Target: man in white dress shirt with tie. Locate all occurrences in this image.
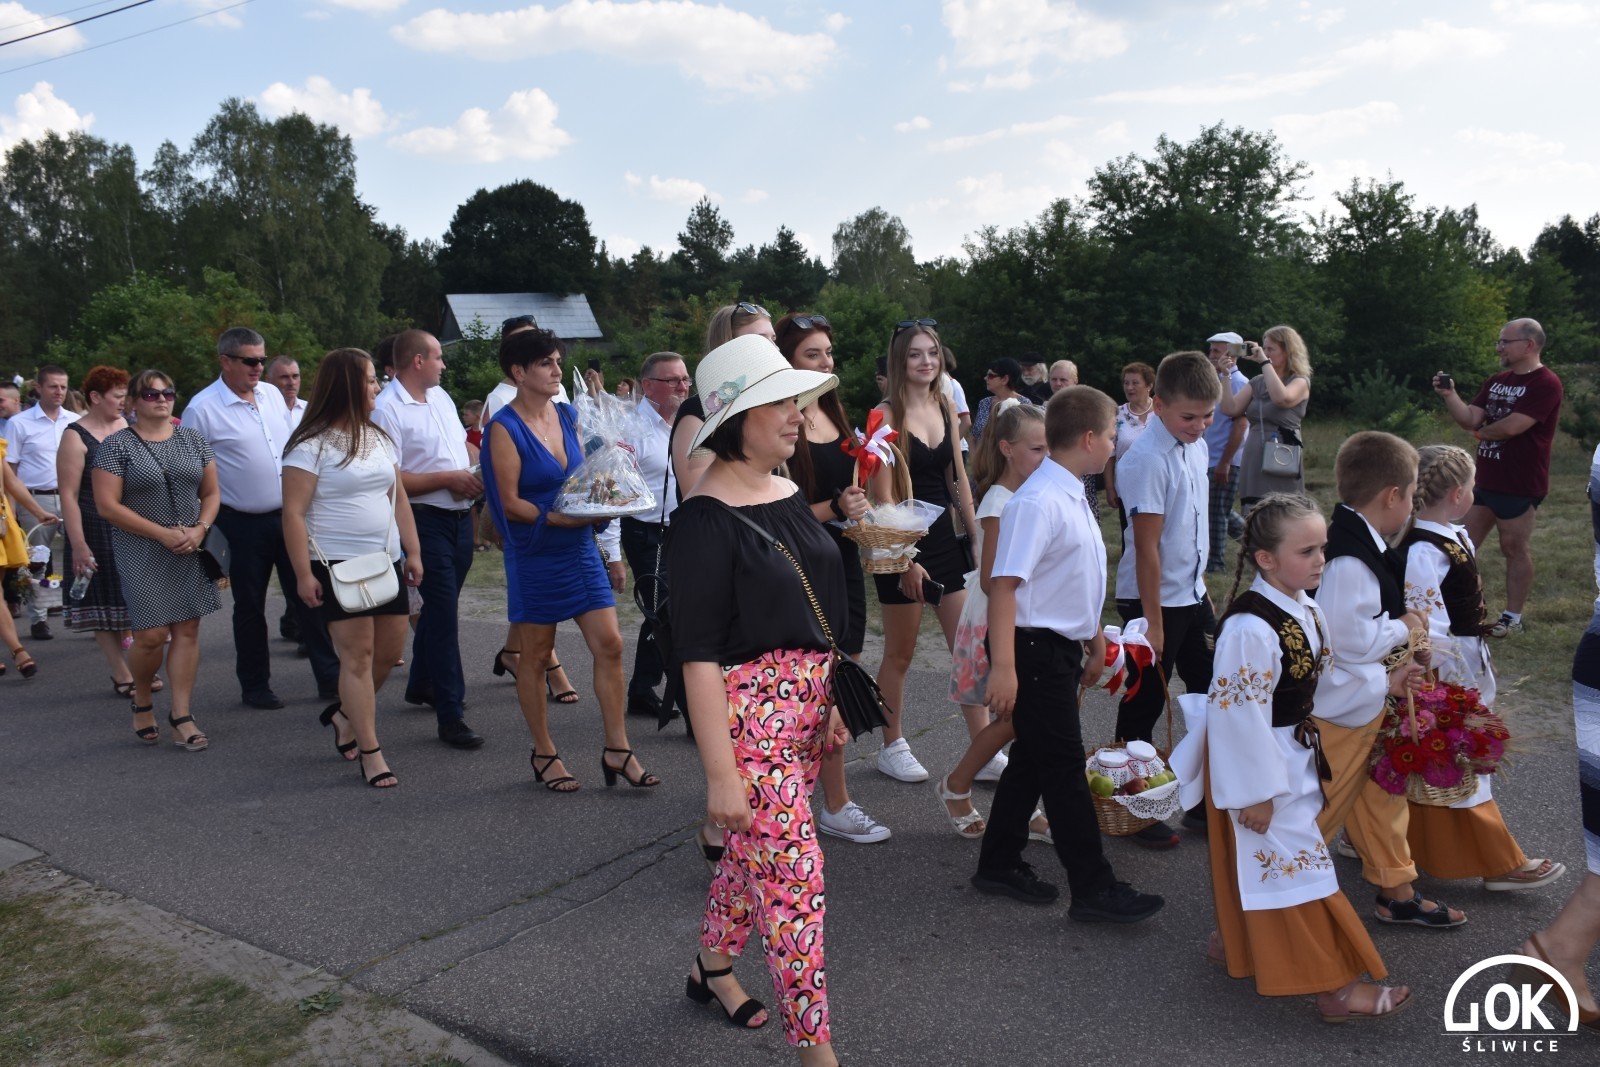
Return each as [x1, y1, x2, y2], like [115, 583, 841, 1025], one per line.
[373, 329, 486, 748]
[182, 328, 338, 709]
[5, 364, 78, 639]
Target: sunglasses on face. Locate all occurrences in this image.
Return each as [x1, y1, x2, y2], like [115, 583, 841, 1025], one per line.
[894, 318, 938, 336]
[141, 388, 177, 402]
[225, 353, 267, 369]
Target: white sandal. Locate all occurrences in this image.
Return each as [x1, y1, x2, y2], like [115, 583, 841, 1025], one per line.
[1027, 808, 1052, 845]
[934, 774, 986, 839]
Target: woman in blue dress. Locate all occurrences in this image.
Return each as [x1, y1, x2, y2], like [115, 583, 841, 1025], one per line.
[482, 329, 660, 794]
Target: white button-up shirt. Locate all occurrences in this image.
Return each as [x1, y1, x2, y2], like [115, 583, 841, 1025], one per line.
[627, 400, 677, 525]
[4, 404, 79, 489]
[181, 378, 290, 513]
[1115, 414, 1209, 606]
[283, 397, 306, 435]
[991, 458, 1106, 641]
[372, 378, 472, 510]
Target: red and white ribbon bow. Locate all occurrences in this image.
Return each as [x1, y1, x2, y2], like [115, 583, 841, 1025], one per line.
[842, 409, 899, 488]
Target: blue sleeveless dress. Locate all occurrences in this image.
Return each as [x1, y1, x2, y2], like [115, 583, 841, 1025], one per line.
[483, 402, 614, 624]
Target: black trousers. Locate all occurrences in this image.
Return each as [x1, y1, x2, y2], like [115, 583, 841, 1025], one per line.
[978, 628, 1115, 899]
[1114, 598, 1215, 744]
[213, 506, 338, 697]
[619, 517, 685, 708]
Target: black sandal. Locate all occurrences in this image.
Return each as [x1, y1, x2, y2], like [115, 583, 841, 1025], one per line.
[491, 648, 518, 680]
[1374, 891, 1466, 928]
[601, 746, 660, 788]
[319, 701, 358, 761]
[132, 701, 158, 745]
[168, 713, 208, 752]
[10, 645, 36, 679]
[357, 746, 397, 788]
[532, 750, 579, 792]
[112, 677, 135, 698]
[546, 663, 579, 704]
[685, 953, 766, 1029]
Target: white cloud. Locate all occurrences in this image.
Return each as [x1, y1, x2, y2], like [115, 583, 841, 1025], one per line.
[0, 81, 93, 154]
[257, 77, 393, 139]
[1273, 101, 1401, 145]
[0, 2, 87, 55]
[895, 115, 932, 132]
[625, 172, 715, 204]
[1456, 127, 1568, 157]
[1333, 20, 1503, 69]
[941, 0, 1127, 89]
[604, 234, 642, 258]
[324, 0, 407, 10]
[1299, 6, 1346, 31]
[929, 113, 1079, 152]
[392, 1, 837, 94]
[1451, 128, 1598, 190]
[823, 12, 850, 32]
[740, 189, 768, 204]
[1098, 67, 1340, 105]
[388, 88, 572, 162]
[953, 171, 1058, 220]
[304, 9, 332, 19]
[1490, 0, 1598, 27]
[1094, 120, 1129, 144]
[1211, 0, 1269, 16]
[187, 0, 247, 29]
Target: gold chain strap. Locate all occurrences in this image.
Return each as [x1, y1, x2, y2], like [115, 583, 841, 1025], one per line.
[769, 538, 838, 649]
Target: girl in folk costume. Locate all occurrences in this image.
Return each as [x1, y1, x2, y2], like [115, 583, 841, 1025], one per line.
[1400, 445, 1566, 891]
[1201, 494, 1413, 1022]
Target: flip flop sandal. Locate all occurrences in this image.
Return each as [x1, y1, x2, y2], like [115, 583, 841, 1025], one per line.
[1318, 982, 1413, 1023]
[1374, 891, 1466, 928]
[1483, 859, 1567, 892]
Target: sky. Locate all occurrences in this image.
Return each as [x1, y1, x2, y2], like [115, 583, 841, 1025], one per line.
[1, 0, 1596, 267]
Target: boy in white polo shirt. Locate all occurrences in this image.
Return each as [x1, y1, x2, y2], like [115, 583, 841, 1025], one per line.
[973, 386, 1164, 924]
[1114, 350, 1222, 847]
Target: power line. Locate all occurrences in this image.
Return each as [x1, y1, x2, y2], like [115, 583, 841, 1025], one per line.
[0, 1, 128, 36]
[0, 0, 157, 49]
[0, 0, 255, 76]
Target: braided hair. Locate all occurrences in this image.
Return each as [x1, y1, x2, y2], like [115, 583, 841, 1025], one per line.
[1400, 444, 1476, 542]
[1227, 492, 1325, 607]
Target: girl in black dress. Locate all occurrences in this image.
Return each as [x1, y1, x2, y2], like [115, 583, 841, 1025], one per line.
[775, 312, 892, 845]
[870, 322, 981, 784]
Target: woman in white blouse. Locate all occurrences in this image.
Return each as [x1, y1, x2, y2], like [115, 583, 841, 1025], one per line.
[1102, 360, 1156, 546]
[283, 349, 423, 788]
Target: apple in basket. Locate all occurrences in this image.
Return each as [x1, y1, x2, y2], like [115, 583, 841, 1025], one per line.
[1123, 777, 1149, 795]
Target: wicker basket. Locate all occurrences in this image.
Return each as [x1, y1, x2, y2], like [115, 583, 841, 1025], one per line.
[1404, 760, 1478, 807]
[841, 521, 923, 575]
[1087, 670, 1176, 836]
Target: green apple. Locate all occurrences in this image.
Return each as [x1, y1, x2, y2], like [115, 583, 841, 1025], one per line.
[1089, 774, 1115, 798]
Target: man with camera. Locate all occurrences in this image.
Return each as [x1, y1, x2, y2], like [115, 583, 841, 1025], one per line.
[1204, 332, 1251, 571]
[1434, 318, 1564, 638]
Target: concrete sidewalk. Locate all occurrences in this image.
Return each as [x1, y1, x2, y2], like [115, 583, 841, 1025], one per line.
[1, 602, 1591, 1065]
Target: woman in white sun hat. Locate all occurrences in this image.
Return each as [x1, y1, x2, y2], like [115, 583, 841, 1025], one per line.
[669, 333, 851, 1066]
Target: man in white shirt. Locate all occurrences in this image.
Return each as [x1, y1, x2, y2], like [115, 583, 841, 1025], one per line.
[184, 328, 339, 708]
[373, 329, 486, 749]
[5, 364, 78, 639]
[266, 356, 306, 435]
[1204, 332, 1250, 572]
[620, 352, 685, 718]
[0, 380, 20, 438]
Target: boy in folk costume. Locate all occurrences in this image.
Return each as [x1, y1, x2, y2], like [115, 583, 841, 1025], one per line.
[1400, 445, 1566, 891]
[1310, 432, 1465, 928]
[1198, 494, 1412, 1021]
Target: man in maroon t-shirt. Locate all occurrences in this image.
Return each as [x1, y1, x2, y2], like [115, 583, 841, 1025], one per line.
[1433, 317, 1564, 637]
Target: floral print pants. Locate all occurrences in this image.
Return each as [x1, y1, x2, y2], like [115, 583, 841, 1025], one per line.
[701, 648, 832, 1048]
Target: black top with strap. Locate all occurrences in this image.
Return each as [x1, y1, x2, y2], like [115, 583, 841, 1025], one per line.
[1319, 504, 1406, 619]
[1400, 527, 1490, 637]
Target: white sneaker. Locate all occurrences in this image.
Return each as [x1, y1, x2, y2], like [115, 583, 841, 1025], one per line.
[875, 738, 929, 782]
[816, 801, 892, 843]
[973, 751, 1009, 783]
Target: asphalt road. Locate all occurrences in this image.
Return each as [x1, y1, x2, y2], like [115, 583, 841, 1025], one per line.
[1, 598, 1593, 1066]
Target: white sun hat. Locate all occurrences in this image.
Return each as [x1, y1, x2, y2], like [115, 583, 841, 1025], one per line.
[689, 334, 838, 456]
[1206, 331, 1243, 344]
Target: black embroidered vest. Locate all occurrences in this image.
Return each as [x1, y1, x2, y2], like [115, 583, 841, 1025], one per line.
[1318, 505, 1406, 619]
[1218, 591, 1329, 728]
[1400, 527, 1489, 637]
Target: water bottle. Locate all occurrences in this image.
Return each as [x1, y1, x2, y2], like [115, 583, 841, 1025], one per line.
[69, 572, 92, 601]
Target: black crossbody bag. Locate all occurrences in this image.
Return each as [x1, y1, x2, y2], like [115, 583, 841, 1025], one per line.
[713, 500, 890, 740]
[130, 429, 230, 588]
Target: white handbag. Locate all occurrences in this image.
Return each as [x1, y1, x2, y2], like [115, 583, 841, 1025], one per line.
[309, 476, 400, 612]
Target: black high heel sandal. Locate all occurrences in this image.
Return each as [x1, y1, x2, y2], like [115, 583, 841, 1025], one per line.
[685, 953, 766, 1029]
[319, 701, 358, 761]
[601, 746, 660, 788]
[131, 701, 158, 745]
[168, 713, 208, 752]
[531, 750, 579, 792]
[358, 746, 397, 788]
[491, 648, 518, 680]
[546, 663, 579, 704]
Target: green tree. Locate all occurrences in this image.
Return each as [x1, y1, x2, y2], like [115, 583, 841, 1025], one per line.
[735, 226, 827, 311]
[1531, 214, 1600, 327]
[46, 269, 319, 400]
[813, 281, 911, 417]
[374, 221, 443, 335]
[831, 207, 925, 308]
[437, 179, 595, 296]
[671, 197, 735, 294]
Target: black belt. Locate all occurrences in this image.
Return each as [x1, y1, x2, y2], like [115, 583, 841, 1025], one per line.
[412, 503, 471, 517]
[29, 488, 57, 495]
[219, 505, 281, 516]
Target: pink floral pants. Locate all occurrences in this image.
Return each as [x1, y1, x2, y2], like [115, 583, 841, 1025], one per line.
[701, 648, 832, 1047]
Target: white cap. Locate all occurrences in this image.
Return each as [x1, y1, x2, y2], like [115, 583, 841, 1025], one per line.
[1206, 331, 1243, 345]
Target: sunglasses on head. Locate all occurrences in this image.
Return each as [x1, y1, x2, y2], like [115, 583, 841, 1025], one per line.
[141, 388, 177, 402]
[501, 314, 537, 332]
[225, 353, 267, 369]
[894, 318, 938, 336]
[733, 301, 768, 319]
[783, 314, 830, 332]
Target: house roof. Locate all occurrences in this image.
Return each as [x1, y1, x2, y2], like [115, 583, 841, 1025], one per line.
[442, 293, 603, 341]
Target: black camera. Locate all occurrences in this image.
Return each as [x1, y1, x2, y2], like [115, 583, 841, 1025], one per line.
[1435, 372, 1454, 391]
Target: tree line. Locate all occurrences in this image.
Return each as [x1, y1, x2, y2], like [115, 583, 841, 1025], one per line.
[2, 104, 1595, 440]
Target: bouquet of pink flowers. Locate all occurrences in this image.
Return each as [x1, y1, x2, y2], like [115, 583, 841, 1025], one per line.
[1369, 680, 1509, 804]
